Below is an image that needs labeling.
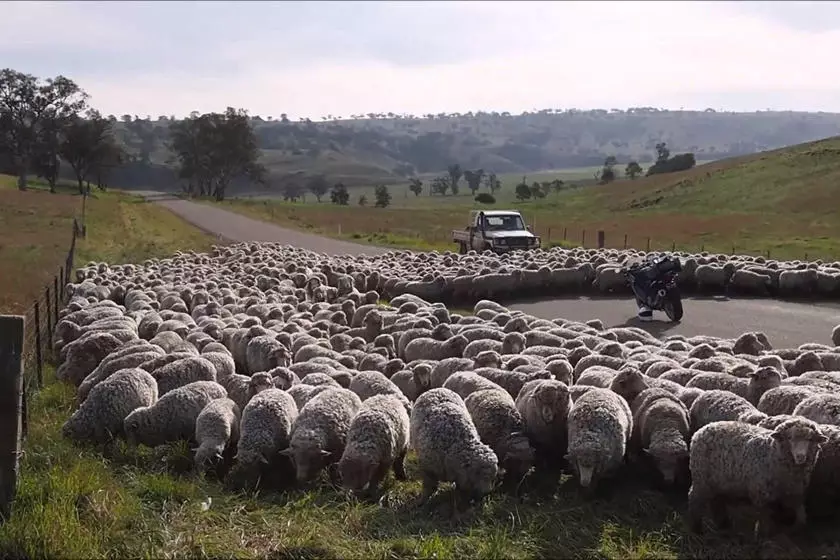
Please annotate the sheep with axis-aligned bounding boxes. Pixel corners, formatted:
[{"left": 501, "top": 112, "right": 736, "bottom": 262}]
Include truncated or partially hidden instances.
[
  {"left": 566, "top": 387, "right": 633, "bottom": 490},
  {"left": 687, "top": 418, "right": 827, "bottom": 536},
  {"left": 630, "top": 388, "right": 690, "bottom": 485},
  {"left": 287, "top": 383, "right": 333, "bottom": 410},
  {"left": 430, "top": 357, "right": 475, "bottom": 388},
  {"left": 514, "top": 379, "right": 573, "bottom": 465},
  {"left": 245, "top": 335, "right": 291, "bottom": 374},
  {"left": 337, "top": 393, "right": 410, "bottom": 494},
  {"left": 227, "top": 388, "right": 299, "bottom": 490},
  {"left": 473, "top": 367, "right": 552, "bottom": 399},
  {"left": 442, "top": 371, "right": 505, "bottom": 400},
  {"left": 56, "top": 332, "right": 125, "bottom": 387},
  {"left": 833, "top": 324, "right": 840, "bottom": 347},
  {"left": 123, "top": 380, "right": 227, "bottom": 448},
  {"left": 281, "top": 387, "right": 363, "bottom": 483},
  {"left": 150, "top": 356, "right": 218, "bottom": 395},
  {"left": 757, "top": 385, "right": 831, "bottom": 416},
  {"left": 348, "top": 371, "right": 411, "bottom": 413},
  {"left": 62, "top": 368, "right": 158, "bottom": 445},
  {"left": 684, "top": 367, "right": 782, "bottom": 405},
  {"left": 464, "top": 388, "right": 535, "bottom": 483},
  {"left": 77, "top": 347, "right": 164, "bottom": 403},
  {"left": 688, "top": 390, "right": 767, "bottom": 432},
  {"left": 792, "top": 393, "right": 840, "bottom": 426},
  {"left": 194, "top": 398, "right": 241, "bottom": 472},
  {"left": 409, "top": 388, "right": 499, "bottom": 506},
  {"left": 404, "top": 334, "right": 468, "bottom": 363}
]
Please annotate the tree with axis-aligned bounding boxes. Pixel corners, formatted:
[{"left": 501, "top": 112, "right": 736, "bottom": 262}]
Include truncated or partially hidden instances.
[
  {"left": 431, "top": 176, "right": 450, "bottom": 196},
  {"left": 306, "top": 174, "right": 329, "bottom": 202},
  {"left": 447, "top": 163, "right": 462, "bottom": 195},
  {"left": 463, "top": 168, "right": 484, "bottom": 194},
  {"left": 484, "top": 172, "right": 501, "bottom": 194},
  {"left": 281, "top": 182, "right": 302, "bottom": 202},
  {"left": 59, "top": 110, "right": 120, "bottom": 194},
  {"left": 374, "top": 185, "right": 391, "bottom": 207},
  {"left": 358, "top": 194, "right": 368, "bottom": 206},
  {"left": 549, "top": 178, "right": 564, "bottom": 193},
  {"left": 0, "top": 69, "right": 88, "bottom": 190},
  {"left": 600, "top": 155, "right": 617, "bottom": 184},
  {"left": 655, "top": 142, "right": 670, "bottom": 163},
  {"left": 408, "top": 177, "right": 423, "bottom": 196},
  {"left": 169, "top": 107, "right": 265, "bottom": 201},
  {"left": 330, "top": 182, "right": 349, "bottom": 205},
  {"left": 625, "top": 161, "right": 643, "bottom": 179},
  {"left": 31, "top": 114, "right": 63, "bottom": 192},
  {"left": 529, "top": 181, "right": 546, "bottom": 199},
  {"left": 514, "top": 180, "right": 532, "bottom": 201}
]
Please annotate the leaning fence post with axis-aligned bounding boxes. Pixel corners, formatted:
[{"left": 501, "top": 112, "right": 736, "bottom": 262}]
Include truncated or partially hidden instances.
[
  {"left": 597, "top": 230, "right": 605, "bottom": 249},
  {"left": 0, "top": 315, "right": 25, "bottom": 521},
  {"left": 45, "top": 286, "right": 52, "bottom": 342},
  {"left": 623, "top": 234, "right": 628, "bottom": 249},
  {"left": 646, "top": 237, "right": 651, "bottom": 252},
  {"left": 581, "top": 230, "right": 586, "bottom": 247},
  {"left": 563, "top": 227, "right": 567, "bottom": 240},
  {"left": 33, "top": 303, "right": 43, "bottom": 388}
]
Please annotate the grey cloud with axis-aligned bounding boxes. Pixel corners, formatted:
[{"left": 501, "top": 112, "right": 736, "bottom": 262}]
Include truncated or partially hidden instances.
[{"left": 727, "top": 1, "right": 840, "bottom": 33}]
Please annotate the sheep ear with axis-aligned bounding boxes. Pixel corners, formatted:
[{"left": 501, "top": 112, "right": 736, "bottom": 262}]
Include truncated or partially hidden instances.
[
  {"left": 641, "top": 448, "right": 651, "bottom": 456},
  {"left": 814, "top": 432, "right": 829, "bottom": 444},
  {"left": 771, "top": 431, "right": 784, "bottom": 441},
  {"left": 319, "top": 450, "right": 332, "bottom": 458},
  {"left": 279, "top": 448, "right": 293, "bottom": 457},
  {"left": 190, "top": 446, "right": 200, "bottom": 453},
  {"left": 563, "top": 453, "right": 571, "bottom": 461},
  {"left": 747, "top": 372, "right": 758, "bottom": 378},
  {"left": 259, "top": 453, "right": 270, "bottom": 464},
  {"left": 509, "top": 431, "right": 524, "bottom": 439}
]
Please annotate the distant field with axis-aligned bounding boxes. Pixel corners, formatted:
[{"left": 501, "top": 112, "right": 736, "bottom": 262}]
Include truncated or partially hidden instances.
[{"left": 214, "top": 142, "right": 840, "bottom": 261}]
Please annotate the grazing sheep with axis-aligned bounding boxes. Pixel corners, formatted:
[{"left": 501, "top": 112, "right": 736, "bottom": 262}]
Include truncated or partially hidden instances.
[
  {"left": 404, "top": 334, "right": 469, "bottom": 363},
  {"left": 227, "top": 388, "right": 299, "bottom": 490},
  {"left": 792, "top": 393, "right": 840, "bottom": 426},
  {"left": 687, "top": 418, "right": 827, "bottom": 536},
  {"left": 338, "top": 393, "right": 410, "bottom": 493},
  {"left": 689, "top": 389, "right": 767, "bottom": 432},
  {"left": 465, "top": 388, "right": 535, "bottom": 482},
  {"left": 630, "top": 388, "right": 690, "bottom": 485},
  {"left": 194, "top": 398, "right": 241, "bottom": 471},
  {"left": 62, "top": 368, "right": 158, "bottom": 445},
  {"left": 123, "top": 381, "right": 227, "bottom": 448},
  {"left": 409, "top": 388, "right": 499, "bottom": 505},
  {"left": 282, "top": 387, "right": 363, "bottom": 483},
  {"left": 566, "top": 388, "right": 633, "bottom": 490},
  {"left": 685, "top": 367, "right": 782, "bottom": 405}
]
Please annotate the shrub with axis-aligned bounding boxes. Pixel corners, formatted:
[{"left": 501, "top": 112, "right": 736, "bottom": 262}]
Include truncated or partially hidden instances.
[{"left": 474, "top": 192, "right": 496, "bottom": 204}]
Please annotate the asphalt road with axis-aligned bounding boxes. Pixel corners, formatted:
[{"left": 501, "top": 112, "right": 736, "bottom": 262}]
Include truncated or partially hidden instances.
[{"left": 140, "top": 192, "right": 839, "bottom": 348}]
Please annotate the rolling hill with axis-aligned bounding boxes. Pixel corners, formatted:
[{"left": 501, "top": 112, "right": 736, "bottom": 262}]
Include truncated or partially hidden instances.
[{"left": 98, "top": 108, "right": 840, "bottom": 192}]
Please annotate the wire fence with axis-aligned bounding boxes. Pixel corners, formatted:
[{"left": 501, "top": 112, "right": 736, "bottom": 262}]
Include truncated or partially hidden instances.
[{"left": 0, "top": 217, "right": 80, "bottom": 521}]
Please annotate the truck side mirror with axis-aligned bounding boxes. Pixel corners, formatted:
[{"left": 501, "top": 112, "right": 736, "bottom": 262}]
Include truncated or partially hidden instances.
[{"left": 526, "top": 225, "right": 532, "bottom": 232}]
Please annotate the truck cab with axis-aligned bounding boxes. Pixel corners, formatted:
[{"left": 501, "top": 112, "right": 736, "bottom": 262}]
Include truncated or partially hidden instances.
[{"left": 452, "top": 210, "right": 541, "bottom": 254}]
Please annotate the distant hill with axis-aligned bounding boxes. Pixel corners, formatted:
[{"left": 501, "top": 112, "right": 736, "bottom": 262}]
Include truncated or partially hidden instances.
[{"left": 100, "top": 108, "right": 840, "bottom": 192}]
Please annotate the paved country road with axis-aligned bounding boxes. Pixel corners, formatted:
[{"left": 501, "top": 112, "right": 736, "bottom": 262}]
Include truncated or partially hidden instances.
[{"left": 138, "top": 191, "right": 839, "bottom": 348}]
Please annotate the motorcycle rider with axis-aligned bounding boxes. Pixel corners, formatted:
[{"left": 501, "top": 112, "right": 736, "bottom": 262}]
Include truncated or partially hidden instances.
[{"left": 631, "top": 262, "right": 655, "bottom": 322}]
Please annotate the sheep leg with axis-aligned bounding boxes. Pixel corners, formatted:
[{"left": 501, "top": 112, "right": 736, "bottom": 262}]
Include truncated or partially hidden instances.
[
  {"left": 686, "top": 486, "right": 708, "bottom": 533},
  {"left": 414, "top": 471, "right": 438, "bottom": 506},
  {"left": 710, "top": 495, "right": 731, "bottom": 531},
  {"left": 392, "top": 451, "right": 408, "bottom": 481},
  {"left": 753, "top": 504, "right": 777, "bottom": 541},
  {"left": 369, "top": 462, "right": 390, "bottom": 493}
]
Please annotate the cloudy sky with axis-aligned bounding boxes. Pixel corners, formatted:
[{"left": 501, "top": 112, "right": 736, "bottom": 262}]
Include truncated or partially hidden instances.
[{"left": 3, "top": 1, "right": 840, "bottom": 119}]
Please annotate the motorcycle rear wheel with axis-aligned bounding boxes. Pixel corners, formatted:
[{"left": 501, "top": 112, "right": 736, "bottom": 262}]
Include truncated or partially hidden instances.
[{"left": 663, "top": 289, "right": 684, "bottom": 322}]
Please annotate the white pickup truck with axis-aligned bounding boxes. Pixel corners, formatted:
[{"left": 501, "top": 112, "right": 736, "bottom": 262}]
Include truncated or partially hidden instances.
[{"left": 451, "top": 210, "right": 541, "bottom": 254}]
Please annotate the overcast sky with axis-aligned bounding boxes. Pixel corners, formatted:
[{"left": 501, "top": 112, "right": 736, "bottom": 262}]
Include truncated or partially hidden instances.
[{"left": 3, "top": 1, "right": 840, "bottom": 119}]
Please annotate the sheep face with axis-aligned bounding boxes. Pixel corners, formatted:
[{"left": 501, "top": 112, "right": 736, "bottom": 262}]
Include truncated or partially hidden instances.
[
  {"left": 337, "top": 453, "right": 375, "bottom": 492},
  {"left": 566, "top": 446, "right": 602, "bottom": 488},
  {"left": 643, "top": 434, "right": 687, "bottom": 485},
  {"left": 772, "top": 417, "right": 826, "bottom": 466},
  {"left": 283, "top": 430, "right": 333, "bottom": 483},
  {"left": 413, "top": 364, "right": 432, "bottom": 392},
  {"left": 501, "top": 432, "right": 535, "bottom": 478}
]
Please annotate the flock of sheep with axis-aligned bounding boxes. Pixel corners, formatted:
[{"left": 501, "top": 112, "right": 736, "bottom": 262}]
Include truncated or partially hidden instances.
[{"left": 52, "top": 241, "right": 840, "bottom": 539}]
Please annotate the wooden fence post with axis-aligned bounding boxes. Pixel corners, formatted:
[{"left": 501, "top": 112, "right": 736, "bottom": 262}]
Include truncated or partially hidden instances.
[
  {"left": 581, "top": 230, "right": 586, "bottom": 247},
  {"left": 0, "top": 315, "right": 25, "bottom": 521},
  {"left": 597, "top": 230, "right": 605, "bottom": 249},
  {"left": 33, "top": 303, "right": 43, "bottom": 388},
  {"left": 563, "top": 227, "right": 567, "bottom": 241},
  {"left": 53, "top": 276, "right": 59, "bottom": 321},
  {"left": 623, "top": 234, "right": 628, "bottom": 249},
  {"left": 646, "top": 237, "right": 651, "bottom": 252},
  {"left": 45, "top": 287, "right": 52, "bottom": 342}
]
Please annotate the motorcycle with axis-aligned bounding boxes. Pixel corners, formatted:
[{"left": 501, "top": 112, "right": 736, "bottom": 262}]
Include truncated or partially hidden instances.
[{"left": 622, "top": 255, "right": 684, "bottom": 322}]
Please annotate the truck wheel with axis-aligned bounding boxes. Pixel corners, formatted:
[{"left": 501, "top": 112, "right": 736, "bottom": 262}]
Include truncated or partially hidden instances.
[{"left": 458, "top": 242, "right": 467, "bottom": 254}]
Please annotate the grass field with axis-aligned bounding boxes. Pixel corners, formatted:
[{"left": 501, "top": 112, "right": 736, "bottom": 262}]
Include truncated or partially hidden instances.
[
  {"left": 2, "top": 174, "right": 840, "bottom": 557},
  {"left": 215, "top": 141, "right": 840, "bottom": 261}
]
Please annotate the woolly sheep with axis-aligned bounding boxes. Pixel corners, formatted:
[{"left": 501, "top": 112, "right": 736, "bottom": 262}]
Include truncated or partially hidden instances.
[
  {"left": 687, "top": 418, "right": 827, "bottom": 536},
  {"left": 348, "top": 371, "right": 411, "bottom": 413},
  {"left": 443, "top": 371, "right": 505, "bottom": 400},
  {"left": 338, "top": 393, "right": 410, "bottom": 493},
  {"left": 515, "top": 379, "right": 573, "bottom": 464},
  {"left": 757, "top": 385, "right": 831, "bottom": 416},
  {"left": 227, "top": 388, "right": 299, "bottom": 490},
  {"left": 688, "top": 390, "right": 767, "bottom": 432},
  {"left": 57, "top": 332, "right": 125, "bottom": 387},
  {"left": 409, "top": 388, "right": 499, "bottom": 504},
  {"left": 404, "top": 334, "right": 468, "bottom": 363},
  {"left": 566, "top": 387, "right": 633, "bottom": 489},
  {"left": 245, "top": 334, "right": 291, "bottom": 374},
  {"left": 194, "top": 398, "right": 241, "bottom": 471},
  {"left": 123, "top": 380, "right": 227, "bottom": 447},
  {"left": 63, "top": 368, "right": 158, "bottom": 445},
  {"left": 684, "top": 366, "right": 782, "bottom": 405},
  {"left": 465, "top": 388, "right": 535, "bottom": 482},
  {"left": 281, "top": 387, "right": 363, "bottom": 483},
  {"left": 792, "top": 393, "right": 840, "bottom": 426},
  {"left": 630, "top": 388, "right": 690, "bottom": 485},
  {"left": 151, "top": 356, "right": 217, "bottom": 395}
]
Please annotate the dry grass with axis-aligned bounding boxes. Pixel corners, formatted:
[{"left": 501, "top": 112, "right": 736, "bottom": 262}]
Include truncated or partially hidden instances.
[
  {"left": 215, "top": 139, "right": 840, "bottom": 260},
  {"left": 0, "top": 176, "right": 80, "bottom": 314}
]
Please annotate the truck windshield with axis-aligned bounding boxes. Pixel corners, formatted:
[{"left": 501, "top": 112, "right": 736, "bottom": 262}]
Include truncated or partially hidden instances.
[{"left": 483, "top": 215, "right": 526, "bottom": 231}]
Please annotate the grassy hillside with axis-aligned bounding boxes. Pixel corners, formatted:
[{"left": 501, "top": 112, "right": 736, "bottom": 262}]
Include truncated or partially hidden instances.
[
  {"left": 99, "top": 109, "right": 840, "bottom": 192},
  {"left": 215, "top": 136, "right": 840, "bottom": 260}
]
